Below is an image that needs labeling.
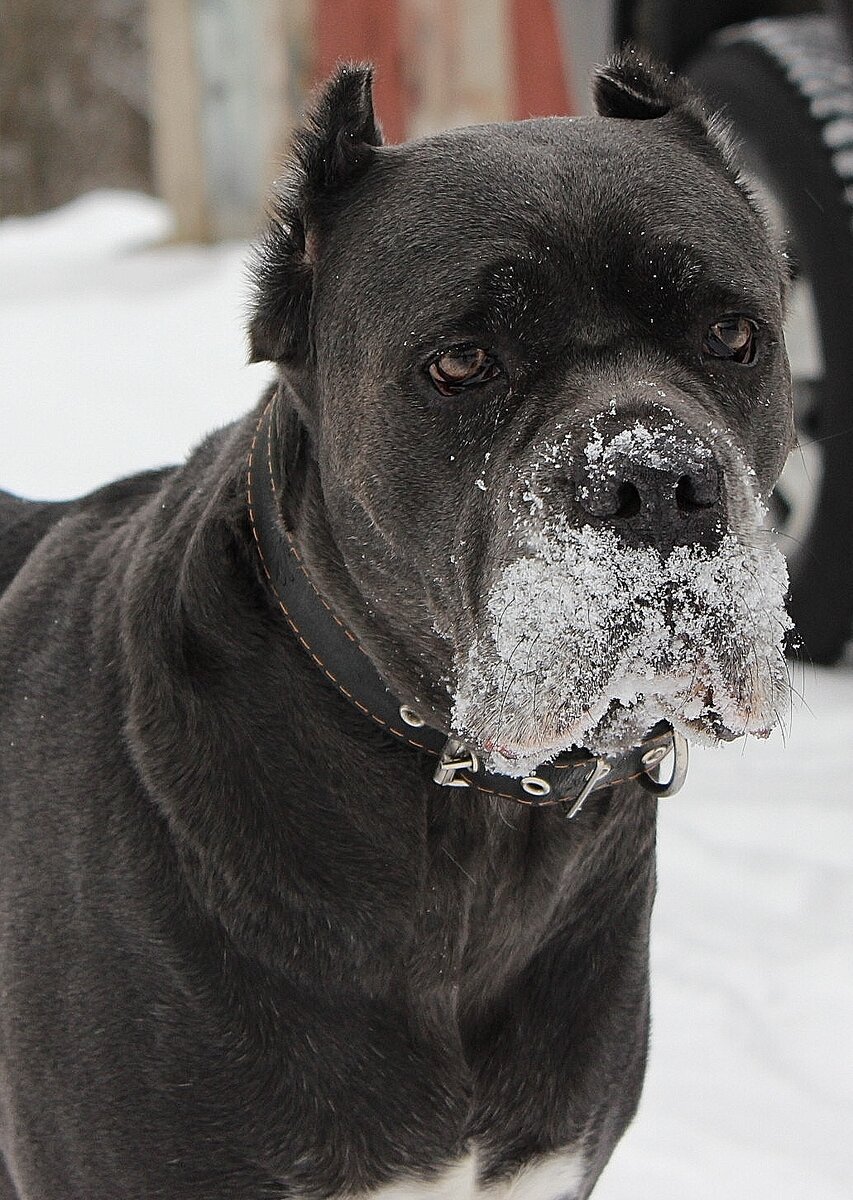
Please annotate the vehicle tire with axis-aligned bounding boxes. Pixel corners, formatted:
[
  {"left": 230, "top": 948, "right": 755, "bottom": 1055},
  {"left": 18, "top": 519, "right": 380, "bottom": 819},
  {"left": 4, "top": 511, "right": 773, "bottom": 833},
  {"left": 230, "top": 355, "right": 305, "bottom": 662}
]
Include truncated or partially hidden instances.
[{"left": 688, "top": 15, "right": 853, "bottom": 665}]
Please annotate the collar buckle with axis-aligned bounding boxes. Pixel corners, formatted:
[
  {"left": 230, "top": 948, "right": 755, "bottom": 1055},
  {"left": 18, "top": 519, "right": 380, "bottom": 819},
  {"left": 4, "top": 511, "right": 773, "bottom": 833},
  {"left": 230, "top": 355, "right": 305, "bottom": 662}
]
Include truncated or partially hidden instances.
[{"left": 434, "top": 738, "right": 480, "bottom": 788}]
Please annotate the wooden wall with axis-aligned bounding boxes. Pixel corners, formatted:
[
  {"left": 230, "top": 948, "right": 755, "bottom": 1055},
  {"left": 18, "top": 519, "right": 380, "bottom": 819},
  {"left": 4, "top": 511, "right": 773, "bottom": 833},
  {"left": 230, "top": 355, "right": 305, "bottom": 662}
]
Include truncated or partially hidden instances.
[{"left": 147, "top": 0, "right": 576, "bottom": 240}]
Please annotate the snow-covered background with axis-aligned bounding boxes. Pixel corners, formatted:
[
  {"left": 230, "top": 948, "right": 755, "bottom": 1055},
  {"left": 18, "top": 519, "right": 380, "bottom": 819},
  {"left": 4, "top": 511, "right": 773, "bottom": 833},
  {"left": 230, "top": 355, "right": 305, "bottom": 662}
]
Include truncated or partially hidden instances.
[{"left": 1, "top": 193, "right": 851, "bottom": 1198}]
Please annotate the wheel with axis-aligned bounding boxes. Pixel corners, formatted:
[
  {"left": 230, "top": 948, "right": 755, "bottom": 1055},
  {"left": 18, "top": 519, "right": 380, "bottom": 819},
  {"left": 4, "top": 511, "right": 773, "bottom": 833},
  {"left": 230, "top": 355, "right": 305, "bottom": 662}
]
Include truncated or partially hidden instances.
[{"left": 688, "top": 14, "right": 853, "bottom": 665}]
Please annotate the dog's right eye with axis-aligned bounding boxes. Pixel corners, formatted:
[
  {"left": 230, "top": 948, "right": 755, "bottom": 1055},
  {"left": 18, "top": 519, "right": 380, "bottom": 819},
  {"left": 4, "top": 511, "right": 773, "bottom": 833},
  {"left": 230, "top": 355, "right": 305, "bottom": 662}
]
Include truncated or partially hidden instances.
[
  {"left": 426, "top": 347, "right": 500, "bottom": 396},
  {"left": 703, "top": 316, "right": 758, "bottom": 365}
]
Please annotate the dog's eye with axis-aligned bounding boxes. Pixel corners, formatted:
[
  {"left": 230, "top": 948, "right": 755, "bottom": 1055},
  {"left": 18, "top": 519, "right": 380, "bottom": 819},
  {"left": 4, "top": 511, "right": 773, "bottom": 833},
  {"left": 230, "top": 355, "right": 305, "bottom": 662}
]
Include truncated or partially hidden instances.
[
  {"left": 427, "top": 347, "right": 500, "bottom": 395},
  {"left": 704, "top": 316, "right": 757, "bottom": 365}
]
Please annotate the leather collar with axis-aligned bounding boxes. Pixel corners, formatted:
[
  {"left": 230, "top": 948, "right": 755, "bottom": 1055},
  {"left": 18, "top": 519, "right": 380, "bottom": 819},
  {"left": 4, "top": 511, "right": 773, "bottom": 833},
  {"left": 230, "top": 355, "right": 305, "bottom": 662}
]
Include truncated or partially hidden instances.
[{"left": 247, "top": 400, "right": 688, "bottom": 816}]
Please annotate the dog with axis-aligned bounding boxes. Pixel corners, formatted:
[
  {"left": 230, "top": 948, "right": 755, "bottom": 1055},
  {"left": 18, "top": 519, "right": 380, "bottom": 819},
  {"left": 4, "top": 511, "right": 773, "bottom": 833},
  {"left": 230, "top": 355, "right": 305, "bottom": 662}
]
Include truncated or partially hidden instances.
[{"left": 0, "top": 52, "right": 793, "bottom": 1200}]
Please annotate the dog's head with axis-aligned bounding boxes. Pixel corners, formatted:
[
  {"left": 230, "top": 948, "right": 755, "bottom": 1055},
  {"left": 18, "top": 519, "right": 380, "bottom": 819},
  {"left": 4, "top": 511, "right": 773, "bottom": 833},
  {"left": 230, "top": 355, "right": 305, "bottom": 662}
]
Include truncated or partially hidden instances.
[{"left": 249, "top": 54, "right": 794, "bottom": 776}]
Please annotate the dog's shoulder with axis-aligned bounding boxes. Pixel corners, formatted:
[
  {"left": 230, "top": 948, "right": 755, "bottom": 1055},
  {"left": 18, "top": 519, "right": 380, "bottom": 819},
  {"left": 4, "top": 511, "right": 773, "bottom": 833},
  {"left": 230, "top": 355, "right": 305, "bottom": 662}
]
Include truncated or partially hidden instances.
[
  {"left": 0, "top": 490, "right": 73, "bottom": 599},
  {"left": 0, "top": 468, "right": 174, "bottom": 602}
]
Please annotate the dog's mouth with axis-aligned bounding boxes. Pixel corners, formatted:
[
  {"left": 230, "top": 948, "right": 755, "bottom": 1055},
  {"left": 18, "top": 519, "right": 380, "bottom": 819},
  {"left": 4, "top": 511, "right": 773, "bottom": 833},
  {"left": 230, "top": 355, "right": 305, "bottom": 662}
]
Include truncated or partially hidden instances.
[{"left": 451, "top": 521, "right": 792, "bottom": 778}]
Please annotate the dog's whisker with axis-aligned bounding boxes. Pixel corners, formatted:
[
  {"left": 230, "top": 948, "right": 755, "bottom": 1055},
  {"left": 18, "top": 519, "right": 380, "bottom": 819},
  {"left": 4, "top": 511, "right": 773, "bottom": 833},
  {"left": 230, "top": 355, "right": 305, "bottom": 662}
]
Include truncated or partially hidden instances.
[
  {"left": 441, "top": 846, "right": 476, "bottom": 887},
  {"left": 524, "top": 632, "right": 543, "bottom": 734}
]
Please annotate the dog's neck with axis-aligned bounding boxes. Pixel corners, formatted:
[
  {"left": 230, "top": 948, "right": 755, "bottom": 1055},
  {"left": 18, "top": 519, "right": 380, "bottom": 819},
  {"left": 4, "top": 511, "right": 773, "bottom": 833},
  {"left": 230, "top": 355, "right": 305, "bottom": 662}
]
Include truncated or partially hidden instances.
[
  {"left": 120, "top": 404, "right": 659, "bottom": 1005},
  {"left": 248, "top": 393, "right": 686, "bottom": 815},
  {"left": 266, "top": 383, "right": 452, "bottom": 710}
]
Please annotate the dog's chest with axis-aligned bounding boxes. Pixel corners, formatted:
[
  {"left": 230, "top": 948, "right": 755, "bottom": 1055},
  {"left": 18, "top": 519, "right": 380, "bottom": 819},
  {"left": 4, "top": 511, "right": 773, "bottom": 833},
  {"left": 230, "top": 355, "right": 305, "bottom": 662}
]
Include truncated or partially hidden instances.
[
  {"left": 356, "top": 1149, "right": 587, "bottom": 1199},
  {"left": 411, "top": 803, "right": 581, "bottom": 992}
]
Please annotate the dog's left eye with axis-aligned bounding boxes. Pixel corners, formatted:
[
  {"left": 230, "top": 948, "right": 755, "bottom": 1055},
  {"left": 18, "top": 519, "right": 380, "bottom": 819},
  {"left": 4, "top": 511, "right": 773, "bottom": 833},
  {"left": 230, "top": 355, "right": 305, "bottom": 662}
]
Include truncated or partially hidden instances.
[
  {"left": 703, "top": 316, "right": 757, "bottom": 365},
  {"left": 426, "top": 347, "right": 501, "bottom": 395}
]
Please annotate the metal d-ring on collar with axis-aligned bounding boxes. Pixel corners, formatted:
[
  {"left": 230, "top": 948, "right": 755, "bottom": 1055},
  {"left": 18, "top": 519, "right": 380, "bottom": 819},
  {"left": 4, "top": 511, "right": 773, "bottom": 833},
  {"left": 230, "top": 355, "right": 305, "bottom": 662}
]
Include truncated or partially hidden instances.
[
  {"left": 249, "top": 398, "right": 691, "bottom": 818},
  {"left": 639, "top": 729, "right": 690, "bottom": 796}
]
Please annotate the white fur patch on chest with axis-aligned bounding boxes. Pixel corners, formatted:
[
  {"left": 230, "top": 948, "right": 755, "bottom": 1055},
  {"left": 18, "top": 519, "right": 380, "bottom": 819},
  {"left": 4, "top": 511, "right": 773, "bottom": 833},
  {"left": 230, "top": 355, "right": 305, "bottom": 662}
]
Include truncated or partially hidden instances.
[{"left": 357, "top": 1149, "right": 586, "bottom": 1199}]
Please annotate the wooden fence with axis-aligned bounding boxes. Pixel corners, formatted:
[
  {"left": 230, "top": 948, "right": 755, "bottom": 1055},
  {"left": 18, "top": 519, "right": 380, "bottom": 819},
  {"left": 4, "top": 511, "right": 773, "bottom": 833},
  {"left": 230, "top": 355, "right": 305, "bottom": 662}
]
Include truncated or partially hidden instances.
[{"left": 147, "top": 0, "right": 585, "bottom": 240}]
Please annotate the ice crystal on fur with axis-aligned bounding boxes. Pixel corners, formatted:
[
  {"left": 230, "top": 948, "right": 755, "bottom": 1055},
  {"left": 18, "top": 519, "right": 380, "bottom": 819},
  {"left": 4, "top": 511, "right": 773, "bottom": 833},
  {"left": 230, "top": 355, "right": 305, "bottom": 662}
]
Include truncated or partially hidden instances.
[
  {"left": 452, "top": 514, "right": 792, "bottom": 777},
  {"left": 584, "top": 419, "right": 712, "bottom": 471}
]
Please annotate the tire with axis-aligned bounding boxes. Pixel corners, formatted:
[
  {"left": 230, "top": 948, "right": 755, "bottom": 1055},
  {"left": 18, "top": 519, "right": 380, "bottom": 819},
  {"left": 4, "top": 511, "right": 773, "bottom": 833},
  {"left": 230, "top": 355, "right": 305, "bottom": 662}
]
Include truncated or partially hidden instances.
[{"left": 688, "top": 15, "right": 853, "bottom": 665}]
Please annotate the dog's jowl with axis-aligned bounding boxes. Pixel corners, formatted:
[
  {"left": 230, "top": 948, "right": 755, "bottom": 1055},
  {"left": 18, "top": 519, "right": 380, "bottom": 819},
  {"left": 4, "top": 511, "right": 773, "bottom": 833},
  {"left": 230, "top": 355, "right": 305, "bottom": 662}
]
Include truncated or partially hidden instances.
[{"left": 0, "top": 54, "right": 792, "bottom": 1200}]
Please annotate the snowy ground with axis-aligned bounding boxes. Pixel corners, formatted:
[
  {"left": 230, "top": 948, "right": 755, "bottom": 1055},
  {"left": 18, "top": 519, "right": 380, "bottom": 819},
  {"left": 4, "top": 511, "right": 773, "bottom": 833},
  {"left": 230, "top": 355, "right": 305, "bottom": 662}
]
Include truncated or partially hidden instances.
[{"left": 2, "top": 193, "right": 851, "bottom": 1198}]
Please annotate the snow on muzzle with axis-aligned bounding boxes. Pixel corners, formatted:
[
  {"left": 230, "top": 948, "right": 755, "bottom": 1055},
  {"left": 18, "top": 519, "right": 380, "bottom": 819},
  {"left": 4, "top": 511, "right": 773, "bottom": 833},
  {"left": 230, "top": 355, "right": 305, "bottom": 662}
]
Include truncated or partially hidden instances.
[{"left": 451, "top": 429, "right": 792, "bottom": 778}]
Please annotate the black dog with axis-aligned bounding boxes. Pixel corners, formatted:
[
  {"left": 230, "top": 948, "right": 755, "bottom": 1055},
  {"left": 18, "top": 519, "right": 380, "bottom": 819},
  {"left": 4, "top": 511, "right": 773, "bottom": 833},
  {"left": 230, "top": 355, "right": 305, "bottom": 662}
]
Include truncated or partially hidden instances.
[{"left": 0, "top": 53, "right": 793, "bottom": 1199}]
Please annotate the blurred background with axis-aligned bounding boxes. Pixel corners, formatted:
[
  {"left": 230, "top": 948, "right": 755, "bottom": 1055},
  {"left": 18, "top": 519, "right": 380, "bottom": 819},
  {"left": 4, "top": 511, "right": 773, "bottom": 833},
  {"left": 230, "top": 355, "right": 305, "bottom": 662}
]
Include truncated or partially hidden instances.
[{"left": 2, "top": 3, "right": 852, "bottom": 1197}]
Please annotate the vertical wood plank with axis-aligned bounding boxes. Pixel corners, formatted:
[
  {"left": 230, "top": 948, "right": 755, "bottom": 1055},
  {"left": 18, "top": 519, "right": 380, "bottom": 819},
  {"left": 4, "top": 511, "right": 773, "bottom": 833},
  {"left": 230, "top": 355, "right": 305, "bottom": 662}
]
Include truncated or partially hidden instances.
[
  {"left": 454, "top": 0, "right": 511, "bottom": 127},
  {"left": 147, "top": 0, "right": 211, "bottom": 241},
  {"left": 193, "top": 0, "right": 265, "bottom": 238},
  {"left": 260, "top": 0, "right": 315, "bottom": 197},
  {"left": 551, "top": 0, "right": 611, "bottom": 115},
  {"left": 148, "top": 1, "right": 317, "bottom": 239},
  {"left": 399, "top": 0, "right": 511, "bottom": 138},
  {"left": 398, "top": 0, "right": 457, "bottom": 139},
  {"left": 314, "top": 0, "right": 407, "bottom": 143},
  {"left": 509, "top": 0, "right": 574, "bottom": 118}
]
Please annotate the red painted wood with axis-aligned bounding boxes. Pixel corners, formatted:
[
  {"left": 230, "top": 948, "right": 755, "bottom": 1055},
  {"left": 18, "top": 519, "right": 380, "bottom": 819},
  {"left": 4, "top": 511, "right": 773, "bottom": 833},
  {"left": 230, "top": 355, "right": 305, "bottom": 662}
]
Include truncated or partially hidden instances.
[
  {"left": 509, "top": 0, "right": 575, "bottom": 119},
  {"left": 314, "top": 0, "right": 408, "bottom": 143}
]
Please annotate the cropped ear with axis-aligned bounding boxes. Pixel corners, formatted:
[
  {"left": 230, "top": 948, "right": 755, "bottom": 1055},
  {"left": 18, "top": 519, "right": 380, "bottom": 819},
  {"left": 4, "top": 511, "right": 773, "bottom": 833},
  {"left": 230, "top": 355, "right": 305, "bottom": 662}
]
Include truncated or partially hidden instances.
[
  {"left": 594, "top": 48, "right": 676, "bottom": 120},
  {"left": 593, "top": 46, "right": 743, "bottom": 183},
  {"left": 249, "top": 63, "right": 382, "bottom": 365}
]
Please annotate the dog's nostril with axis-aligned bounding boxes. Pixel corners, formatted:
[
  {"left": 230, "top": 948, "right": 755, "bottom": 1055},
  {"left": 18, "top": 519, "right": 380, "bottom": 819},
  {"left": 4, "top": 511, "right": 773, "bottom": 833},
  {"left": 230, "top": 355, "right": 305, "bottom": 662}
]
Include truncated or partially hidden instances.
[
  {"left": 614, "top": 481, "right": 641, "bottom": 519},
  {"left": 675, "top": 473, "right": 716, "bottom": 512}
]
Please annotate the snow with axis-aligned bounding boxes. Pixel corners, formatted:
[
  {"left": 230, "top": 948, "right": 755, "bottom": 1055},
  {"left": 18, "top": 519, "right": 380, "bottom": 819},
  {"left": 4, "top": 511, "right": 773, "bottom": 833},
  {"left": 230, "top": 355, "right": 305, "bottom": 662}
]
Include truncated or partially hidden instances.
[
  {"left": 0, "top": 190, "right": 271, "bottom": 500},
  {"left": 584, "top": 418, "right": 713, "bottom": 472},
  {"left": 598, "top": 662, "right": 853, "bottom": 1200},
  {"left": 2, "top": 193, "right": 851, "bottom": 1197},
  {"left": 453, "top": 519, "right": 791, "bottom": 777}
]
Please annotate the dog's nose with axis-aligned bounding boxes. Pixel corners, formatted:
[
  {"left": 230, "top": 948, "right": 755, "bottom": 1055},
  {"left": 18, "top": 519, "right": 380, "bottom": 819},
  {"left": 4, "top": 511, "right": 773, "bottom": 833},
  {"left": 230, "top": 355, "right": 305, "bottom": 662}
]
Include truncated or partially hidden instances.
[{"left": 573, "top": 431, "right": 724, "bottom": 554}]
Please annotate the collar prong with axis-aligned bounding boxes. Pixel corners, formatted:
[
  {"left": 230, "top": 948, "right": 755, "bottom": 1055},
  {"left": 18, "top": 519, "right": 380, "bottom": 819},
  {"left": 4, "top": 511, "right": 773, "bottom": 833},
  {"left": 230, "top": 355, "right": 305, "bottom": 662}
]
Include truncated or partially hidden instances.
[{"left": 565, "top": 758, "right": 612, "bottom": 819}]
